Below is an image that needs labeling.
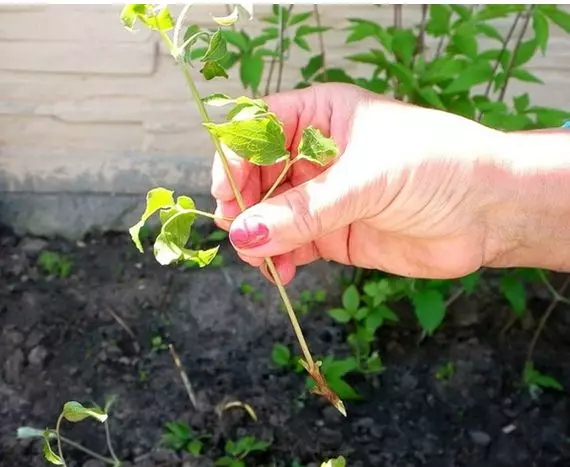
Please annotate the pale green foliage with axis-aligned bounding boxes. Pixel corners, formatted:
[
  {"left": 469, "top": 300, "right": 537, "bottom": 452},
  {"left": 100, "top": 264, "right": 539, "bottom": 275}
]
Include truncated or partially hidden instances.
[
  {"left": 523, "top": 361, "right": 564, "bottom": 399},
  {"left": 411, "top": 289, "right": 446, "bottom": 336},
  {"left": 42, "top": 432, "right": 64, "bottom": 465},
  {"left": 321, "top": 457, "right": 346, "bottom": 467},
  {"left": 216, "top": 435, "right": 271, "bottom": 467},
  {"left": 62, "top": 401, "right": 108, "bottom": 423},
  {"left": 120, "top": 4, "right": 174, "bottom": 32},
  {"left": 296, "top": 126, "right": 339, "bottom": 166},
  {"left": 37, "top": 251, "right": 73, "bottom": 278}
]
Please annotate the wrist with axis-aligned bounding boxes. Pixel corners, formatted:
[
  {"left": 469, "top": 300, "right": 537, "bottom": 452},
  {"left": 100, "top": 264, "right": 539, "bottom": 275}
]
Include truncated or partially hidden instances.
[{"left": 482, "top": 127, "right": 570, "bottom": 271}]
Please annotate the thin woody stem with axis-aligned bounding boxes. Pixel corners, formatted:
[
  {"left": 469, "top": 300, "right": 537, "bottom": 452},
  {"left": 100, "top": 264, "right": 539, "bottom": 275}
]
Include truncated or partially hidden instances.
[
  {"left": 261, "top": 158, "right": 300, "bottom": 203},
  {"left": 174, "top": 54, "right": 316, "bottom": 370}
]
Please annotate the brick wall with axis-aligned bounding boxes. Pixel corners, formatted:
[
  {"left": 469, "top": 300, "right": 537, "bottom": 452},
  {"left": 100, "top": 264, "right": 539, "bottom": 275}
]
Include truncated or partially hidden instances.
[{"left": 1, "top": 5, "right": 569, "bottom": 237}]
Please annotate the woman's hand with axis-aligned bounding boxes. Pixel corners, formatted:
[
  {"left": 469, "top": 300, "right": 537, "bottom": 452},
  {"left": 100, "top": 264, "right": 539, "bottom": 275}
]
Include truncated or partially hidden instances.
[{"left": 210, "top": 82, "right": 567, "bottom": 284}]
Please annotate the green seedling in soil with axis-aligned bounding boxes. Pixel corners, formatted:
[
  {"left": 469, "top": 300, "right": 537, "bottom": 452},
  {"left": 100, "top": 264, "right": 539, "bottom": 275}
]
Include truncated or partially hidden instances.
[
  {"left": 120, "top": 4, "right": 345, "bottom": 416},
  {"left": 306, "top": 355, "right": 362, "bottom": 401},
  {"left": 151, "top": 335, "right": 169, "bottom": 352},
  {"left": 37, "top": 251, "right": 73, "bottom": 278},
  {"left": 28, "top": 398, "right": 121, "bottom": 466},
  {"left": 286, "top": 288, "right": 327, "bottom": 316},
  {"left": 523, "top": 361, "right": 564, "bottom": 399},
  {"left": 321, "top": 457, "right": 346, "bottom": 467},
  {"left": 240, "top": 281, "right": 263, "bottom": 302},
  {"left": 329, "top": 282, "right": 398, "bottom": 375},
  {"left": 271, "top": 343, "right": 304, "bottom": 372},
  {"left": 435, "top": 361, "right": 455, "bottom": 382},
  {"left": 161, "top": 421, "right": 209, "bottom": 457},
  {"left": 215, "top": 435, "right": 271, "bottom": 467}
]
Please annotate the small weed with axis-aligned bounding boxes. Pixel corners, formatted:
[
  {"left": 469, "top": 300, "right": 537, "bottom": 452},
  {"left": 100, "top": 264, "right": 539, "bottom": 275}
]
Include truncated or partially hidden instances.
[
  {"left": 288, "top": 288, "right": 327, "bottom": 315},
  {"left": 435, "top": 361, "right": 455, "bottom": 382},
  {"left": 523, "top": 361, "right": 564, "bottom": 399},
  {"left": 215, "top": 435, "right": 271, "bottom": 467},
  {"left": 161, "top": 421, "right": 209, "bottom": 456},
  {"left": 240, "top": 281, "right": 263, "bottom": 302},
  {"left": 271, "top": 343, "right": 304, "bottom": 372},
  {"left": 151, "top": 335, "right": 168, "bottom": 352},
  {"left": 37, "top": 251, "right": 73, "bottom": 278}
]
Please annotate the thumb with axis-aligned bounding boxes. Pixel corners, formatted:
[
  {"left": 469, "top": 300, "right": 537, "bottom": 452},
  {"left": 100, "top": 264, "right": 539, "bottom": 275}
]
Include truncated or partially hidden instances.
[{"left": 228, "top": 157, "right": 364, "bottom": 258}]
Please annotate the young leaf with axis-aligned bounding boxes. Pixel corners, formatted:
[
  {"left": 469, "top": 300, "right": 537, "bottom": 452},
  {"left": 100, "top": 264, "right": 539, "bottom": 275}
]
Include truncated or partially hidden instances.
[
  {"left": 120, "top": 4, "right": 174, "bottom": 32},
  {"left": 202, "top": 93, "right": 235, "bottom": 107},
  {"left": 411, "top": 289, "right": 446, "bottom": 335},
  {"left": 130, "top": 188, "right": 175, "bottom": 252},
  {"left": 328, "top": 308, "right": 352, "bottom": 324},
  {"left": 202, "top": 30, "right": 228, "bottom": 62},
  {"left": 17, "top": 426, "right": 47, "bottom": 439},
  {"left": 450, "top": 32, "right": 478, "bottom": 59},
  {"left": 200, "top": 61, "right": 229, "bottom": 80},
  {"left": 500, "top": 275, "right": 526, "bottom": 317},
  {"left": 514, "top": 93, "right": 530, "bottom": 113},
  {"left": 62, "top": 401, "right": 108, "bottom": 423},
  {"left": 212, "top": 7, "right": 239, "bottom": 26},
  {"left": 510, "top": 68, "right": 543, "bottom": 84},
  {"left": 532, "top": 10, "right": 549, "bottom": 55},
  {"left": 342, "top": 285, "right": 360, "bottom": 313},
  {"left": 391, "top": 29, "right": 416, "bottom": 66},
  {"left": 43, "top": 434, "right": 64, "bottom": 465},
  {"left": 296, "top": 126, "right": 339, "bottom": 166},
  {"left": 203, "top": 117, "right": 289, "bottom": 166},
  {"left": 271, "top": 343, "right": 291, "bottom": 367}
]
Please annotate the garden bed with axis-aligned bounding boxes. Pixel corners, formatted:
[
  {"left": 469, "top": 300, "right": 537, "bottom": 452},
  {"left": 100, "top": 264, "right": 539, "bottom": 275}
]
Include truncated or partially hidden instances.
[{"left": 1, "top": 225, "right": 570, "bottom": 467}]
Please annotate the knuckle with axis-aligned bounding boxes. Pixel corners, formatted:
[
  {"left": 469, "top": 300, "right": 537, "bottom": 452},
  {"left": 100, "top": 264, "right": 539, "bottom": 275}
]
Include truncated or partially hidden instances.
[{"left": 282, "top": 189, "right": 322, "bottom": 240}]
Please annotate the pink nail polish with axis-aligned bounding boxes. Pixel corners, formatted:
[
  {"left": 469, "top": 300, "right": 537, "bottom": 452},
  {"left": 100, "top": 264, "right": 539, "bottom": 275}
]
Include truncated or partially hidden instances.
[{"left": 229, "top": 215, "right": 270, "bottom": 249}]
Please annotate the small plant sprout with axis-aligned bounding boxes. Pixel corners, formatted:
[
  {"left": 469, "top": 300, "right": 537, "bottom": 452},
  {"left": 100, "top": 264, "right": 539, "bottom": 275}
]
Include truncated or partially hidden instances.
[
  {"left": 215, "top": 435, "right": 271, "bottom": 467},
  {"left": 120, "top": 4, "right": 345, "bottom": 415},
  {"left": 25, "top": 399, "right": 121, "bottom": 466}
]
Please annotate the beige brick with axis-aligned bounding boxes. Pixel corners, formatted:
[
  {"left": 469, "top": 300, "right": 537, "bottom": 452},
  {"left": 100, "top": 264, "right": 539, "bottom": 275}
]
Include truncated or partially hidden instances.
[{"left": 0, "top": 40, "right": 157, "bottom": 75}]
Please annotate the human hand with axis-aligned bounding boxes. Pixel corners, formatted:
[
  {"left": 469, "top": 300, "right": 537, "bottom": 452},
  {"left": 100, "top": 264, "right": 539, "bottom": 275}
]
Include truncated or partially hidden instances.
[{"left": 210, "top": 82, "right": 509, "bottom": 285}]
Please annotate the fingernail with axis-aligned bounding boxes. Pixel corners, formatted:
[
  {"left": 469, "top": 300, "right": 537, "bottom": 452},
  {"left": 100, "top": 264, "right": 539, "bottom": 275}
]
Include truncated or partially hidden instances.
[{"left": 229, "top": 215, "right": 269, "bottom": 249}]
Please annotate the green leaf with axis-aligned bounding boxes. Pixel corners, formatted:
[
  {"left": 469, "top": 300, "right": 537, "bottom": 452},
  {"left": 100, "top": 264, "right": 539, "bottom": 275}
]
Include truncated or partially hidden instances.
[
  {"left": 476, "top": 23, "right": 503, "bottom": 42},
  {"left": 389, "top": 62, "right": 414, "bottom": 90},
  {"left": 327, "top": 308, "right": 352, "bottom": 324},
  {"left": 202, "top": 30, "right": 228, "bottom": 62},
  {"left": 426, "top": 4, "right": 452, "bottom": 36},
  {"left": 513, "top": 39, "right": 538, "bottom": 68},
  {"left": 542, "top": 5, "right": 570, "bottom": 34},
  {"left": 510, "top": 68, "right": 543, "bottom": 84},
  {"left": 296, "top": 126, "right": 339, "bottom": 166},
  {"left": 240, "top": 53, "right": 264, "bottom": 94},
  {"left": 354, "top": 307, "right": 369, "bottom": 321},
  {"left": 476, "top": 4, "right": 525, "bottom": 21},
  {"left": 418, "top": 87, "right": 445, "bottom": 109},
  {"left": 328, "top": 377, "right": 361, "bottom": 400},
  {"left": 212, "top": 7, "right": 239, "bottom": 26},
  {"left": 346, "top": 49, "right": 387, "bottom": 67},
  {"left": 271, "top": 343, "right": 291, "bottom": 367},
  {"left": 459, "top": 271, "right": 481, "bottom": 294},
  {"left": 120, "top": 4, "right": 174, "bottom": 32},
  {"left": 450, "top": 31, "right": 478, "bottom": 59},
  {"left": 201, "top": 93, "right": 234, "bottom": 107},
  {"left": 294, "top": 36, "right": 311, "bottom": 52},
  {"left": 203, "top": 116, "right": 289, "bottom": 166},
  {"left": 411, "top": 289, "right": 446, "bottom": 335},
  {"left": 321, "top": 456, "right": 346, "bottom": 467},
  {"left": 43, "top": 433, "right": 64, "bottom": 465},
  {"left": 296, "top": 25, "right": 329, "bottom": 38},
  {"left": 342, "top": 285, "right": 360, "bottom": 312},
  {"left": 290, "top": 11, "right": 312, "bottom": 26},
  {"left": 301, "top": 53, "right": 324, "bottom": 81},
  {"left": 391, "top": 29, "right": 416, "bottom": 66},
  {"left": 500, "top": 275, "right": 526, "bottom": 317},
  {"left": 423, "top": 57, "right": 466, "bottom": 84},
  {"left": 17, "top": 426, "right": 47, "bottom": 439},
  {"left": 129, "top": 187, "right": 175, "bottom": 252},
  {"left": 200, "top": 61, "right": 229, "bottom": 80},
  {"left": 442, "top": 61, "right": 493, "bottom": 94},
  {"left": 313, "top": 68, "right": 354, "bottom": 84},
  {"left": 527, "top": 106, "right": 570, "bottom": 127},
  {"left": 62, "top": 401, "right": 108, "bottom": 423},
  {"left": 514, "top": 93, "right": 530, "bottom": 113},
  {"left": 187, "top": 439, "right": 203, "bottom": 456},
  {"left": 323, "top": 357, "right": 358, "bottom": 379},
  {"left": 532, "top": 10, "right": 549, "bottom": 55},
  {"left": 221, "top": 30, "right": 250, "bottom": 52}
]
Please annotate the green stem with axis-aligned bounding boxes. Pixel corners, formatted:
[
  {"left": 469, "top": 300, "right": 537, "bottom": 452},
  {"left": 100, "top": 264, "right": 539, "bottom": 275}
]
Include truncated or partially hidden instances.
[
  {"left": 104, "top": 421, "right": 120, "bottom": 466},
  {"left": 55, "top": 414, "right": 67, "bottom": 467},
  {"left": 58, "top": 435, "right": 115, "bottom": 465},
  {"left": 174, "top": 55, "right": 315, "bottom": 369}
]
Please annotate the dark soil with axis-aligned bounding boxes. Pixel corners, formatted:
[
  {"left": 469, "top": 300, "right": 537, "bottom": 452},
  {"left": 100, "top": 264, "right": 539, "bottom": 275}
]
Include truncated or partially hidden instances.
[{"left": 1, "top": 225, "right": 570, "bottom": 467}]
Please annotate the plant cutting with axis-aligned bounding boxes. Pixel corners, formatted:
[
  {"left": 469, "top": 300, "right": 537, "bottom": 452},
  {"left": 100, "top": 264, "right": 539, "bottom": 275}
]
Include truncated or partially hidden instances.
[{"left": 119, "top": 4, "right": 345, "bottom": 415}]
